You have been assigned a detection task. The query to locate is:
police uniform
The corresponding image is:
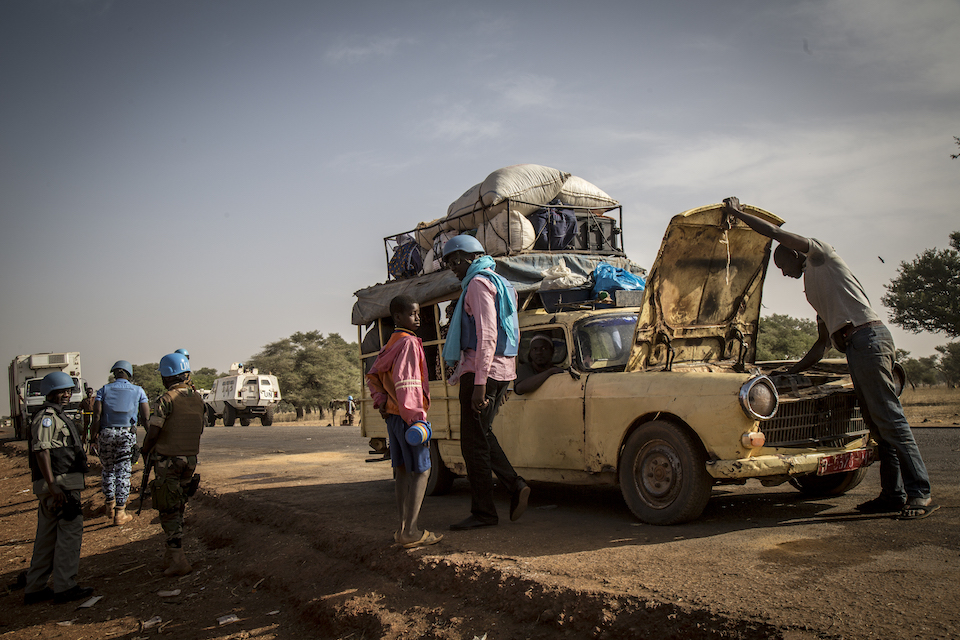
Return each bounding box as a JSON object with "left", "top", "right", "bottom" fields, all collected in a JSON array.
[
  {"left": 25, "top": 402, "right": 88, "bottom": 597},
  {"left": 148, "top": 383, "right": 204, "bottom": 548},
  {"left": 96, "top": 378, "right": 148, "bottom": 509}
]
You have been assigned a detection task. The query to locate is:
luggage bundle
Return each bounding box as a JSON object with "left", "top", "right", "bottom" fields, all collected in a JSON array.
[{"left": 385, "top": 164, "right": 624, "bottom": 281}]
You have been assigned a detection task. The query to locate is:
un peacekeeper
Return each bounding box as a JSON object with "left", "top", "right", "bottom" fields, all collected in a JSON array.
[
  {"left": 24, "top": 372, "right": 94, "bottom": 605},
  {"left": 140, "top": 352, "right": 204, "bottom": 576},
  {"left": 91, "top": 360, "right": 149, "bottom": 526}
]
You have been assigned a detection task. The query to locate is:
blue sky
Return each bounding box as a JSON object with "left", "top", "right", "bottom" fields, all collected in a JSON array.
[{"left": 2, "top": 0, "right": 958, "bottom": 410}]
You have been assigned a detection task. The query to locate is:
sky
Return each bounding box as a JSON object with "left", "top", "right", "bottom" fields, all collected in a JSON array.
[{"left": 2, "top": 0, "right": 958, "bottom": 413}]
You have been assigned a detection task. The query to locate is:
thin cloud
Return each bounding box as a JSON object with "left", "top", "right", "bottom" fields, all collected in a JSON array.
[
  {"left": 324, "top": 36, "right": 416, "bottom": 64},
  {"left": 421, "top": 104, "right": 502, "bottom": 145}
]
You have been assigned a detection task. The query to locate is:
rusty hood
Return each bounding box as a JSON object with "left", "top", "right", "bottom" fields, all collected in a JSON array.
[{"left": 626, "top": 203, "right": 783, "bottom": 372}]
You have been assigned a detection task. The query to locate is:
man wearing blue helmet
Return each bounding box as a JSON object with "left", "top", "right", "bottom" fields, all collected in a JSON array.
[
  {"left": 24, "top": 372, "right": 94, "bottom": 605},
  {"left": 140, "top": 353, "right": 205, "bottom": 576},
  {"left": 441, "top": 235, "right": 530, "bottom": 530},
  {"left": 92, "top": 360, "right": 149, "bottom": 526}
]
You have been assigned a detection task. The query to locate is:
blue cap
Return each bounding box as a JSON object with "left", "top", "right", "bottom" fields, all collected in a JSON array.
[
  {"left": 442, "top": 234, "right": 484, "bottom": 258},
  {"left": 158, "top": 353, "right": 191, "bottom": 377},
  {"left": 40, "top": 371, "right": 75, "bottom": 396},
  {"left": 111, "top": 360, "right": 133, "bottom": 376}
]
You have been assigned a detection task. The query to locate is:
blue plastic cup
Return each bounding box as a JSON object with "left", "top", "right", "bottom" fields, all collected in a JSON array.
[{"left": 405, "top": 421, "right": 431, "bottom": 445}]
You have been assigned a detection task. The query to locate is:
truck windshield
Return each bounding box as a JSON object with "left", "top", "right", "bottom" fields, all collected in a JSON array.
[{"left": 575, "top": 313, "right": 638, "bottom": 372}]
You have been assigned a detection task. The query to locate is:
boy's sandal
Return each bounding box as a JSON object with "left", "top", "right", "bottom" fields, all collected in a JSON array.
[
  {"left": 898, "top": 504, "right": 940, "bottom": 520},
  {"left": 402, "top": 530, "right": 443, "bottom": 549}
]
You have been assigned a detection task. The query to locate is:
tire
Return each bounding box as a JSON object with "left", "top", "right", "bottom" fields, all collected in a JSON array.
[
  {"left": 618, "top": 420, "right": 712, "bottom": 525},
  {"left": 206, "top": 406, "right": 217, "bottom": 427},
  {"left": 239, "top": 417, "right": 251, "bottom": 427},
  {"left": 223, "top": 404, "right": 236, "bottom": 427},
  {"left": 789, "top": 467, "right": 868, "bottom": 496},
  {"left": 261, "top": 405, "right": 275, "bottom": 426},
  {"left": 425, "top": 440, "right": 455, "bottom": 496}
]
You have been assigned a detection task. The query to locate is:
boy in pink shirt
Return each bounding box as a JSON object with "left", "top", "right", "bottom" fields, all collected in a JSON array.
[{"left": 366, "top": 295, "right": 442, "bottom": 548}]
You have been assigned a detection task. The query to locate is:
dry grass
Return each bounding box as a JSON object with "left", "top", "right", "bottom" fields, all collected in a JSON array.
[{"left": 900, "top": 386, "right": 960, "bottom": 426}]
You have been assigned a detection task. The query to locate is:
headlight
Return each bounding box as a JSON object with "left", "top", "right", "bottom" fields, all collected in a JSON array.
[{"left": 739, "top": 375, "right": 778, "bottom": 420}]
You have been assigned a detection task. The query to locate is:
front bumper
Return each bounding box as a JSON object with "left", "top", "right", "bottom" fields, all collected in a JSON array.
[{"left": 706, "top": 447, "right": 873, "bottom": 479}]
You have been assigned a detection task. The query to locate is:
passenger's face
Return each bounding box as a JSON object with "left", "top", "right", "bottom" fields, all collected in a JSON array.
[
  {"left": 394, "top": 303, "right": 421, "bottom": 332},
  {"left": 529, "top": 341, "right": 554, "bottom": 369}
]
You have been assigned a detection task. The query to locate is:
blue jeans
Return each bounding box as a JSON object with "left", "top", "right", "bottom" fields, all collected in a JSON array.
[{"left": 845, "top": 324, "right": 930, "bottom": 501}]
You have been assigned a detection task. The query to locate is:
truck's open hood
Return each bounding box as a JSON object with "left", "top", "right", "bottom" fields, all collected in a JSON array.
[{"left": 626, "top": 203, "right": 782, "bottom": 372}]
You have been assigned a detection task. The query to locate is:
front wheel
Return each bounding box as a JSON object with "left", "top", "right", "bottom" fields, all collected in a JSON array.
[
  {"left": 619, "top": 420, "right": 712, "bottom": 525},
  {"left": 261, "top": 405, "right": 275, "bottom": 426},
  {"left": 789, "top": 467, "right": 868, "bottom": 496},
  {"left": 206, "top": 406, "right": 217, "bottom": 427},
  {"left": 425, "top": 440, "right": 455, "bottom": 496},
  {"left": 223, "top": 404, "right": 236, "bottom": 427}
]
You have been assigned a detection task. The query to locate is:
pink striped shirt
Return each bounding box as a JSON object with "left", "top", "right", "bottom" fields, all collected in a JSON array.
[{"left": 448, "top": 273, "right": 517, "bottom": 386}]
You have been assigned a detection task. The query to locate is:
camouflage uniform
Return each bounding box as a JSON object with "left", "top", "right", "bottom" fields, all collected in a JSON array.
[{"left": 147, "top": 383, "right": 203, "bottom": 548}]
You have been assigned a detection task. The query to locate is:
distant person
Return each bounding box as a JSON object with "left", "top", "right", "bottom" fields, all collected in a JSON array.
[
  {"left": 92, "top": 361, "right": 149, "bottom": 526},
  {"left": 441, "top": 235, "right": 529, "bottom": 530},
  {"left": 23, "top": 372, "right": 93, "bottom": 605},
  {"left": 141, "top": 353, "right": 205, "bottom": 575},
  {"left": 345, "top": 395, "right": 356, "bottom": 425},
  {"left": 366, "top": 294, "right": 441, "bottom": 548},
  {"left": 175, "top": 348, "right": 190, "bottom": 361},
  {"left": 78, "top": 387, "right": 96, "bottom": 449},
  {"left": 514, "top": 334, "right": 566, "bottom": 395},
  {"left": 722, "top": 196, "right": 936, "bottom": 520}
]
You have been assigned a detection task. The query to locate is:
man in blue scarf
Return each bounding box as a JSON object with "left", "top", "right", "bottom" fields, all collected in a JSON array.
[{"left": 441, "top": 235, "right": 530, "bottom": 530}]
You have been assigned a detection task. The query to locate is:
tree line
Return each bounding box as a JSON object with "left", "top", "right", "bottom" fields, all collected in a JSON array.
[{"left": 127, "top": 332, "right": 361, "bottom": 419}]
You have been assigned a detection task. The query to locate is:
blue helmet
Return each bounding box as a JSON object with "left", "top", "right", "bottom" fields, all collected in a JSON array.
[
  {"left": 442, "top": 234, "right": 484, "bottom": 258},
  {"left": 175, "top": 348, "right": 189, "bottom": 359},
  {"left": 40, "top": 371, "right": 75, "bottom": 396},
  {"left": 158, "top": 353, "right": 191, "bottom": 377},
  {"left": 348, "top": 395, "right": 353, "bottom": 400},
  {"left": 111, "top": 360, "right": 133, "bottom": 377}
]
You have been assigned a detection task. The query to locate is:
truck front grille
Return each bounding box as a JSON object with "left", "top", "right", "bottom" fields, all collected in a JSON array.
[{"left": 763, "top": 392, "right": 867, "bottom": 448}]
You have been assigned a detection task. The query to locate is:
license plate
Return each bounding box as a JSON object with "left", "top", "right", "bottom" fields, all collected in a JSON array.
[{"left": 817, "top": 449, "right": 869, "bottom": 476}]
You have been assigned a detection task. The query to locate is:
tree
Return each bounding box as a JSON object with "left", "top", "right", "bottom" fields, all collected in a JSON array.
[
  {"left": 131, "top": 363, "right": 165, "bottom": 401},
  {"left": 190, "top": 367, "right": 221, "bottom": 391},
  {"left": 247, "top": 331, "right": 361, "bottom": 419},
  {"left": 936, "top": 342, "right": 960, "bottom": 387},
  {"left": 952, "top": 136, "right": 960, "bottom": 160},
  {"left": 900, "top": 355, "right": 942, "bottom": 389},
  {"left": 882, "top": 232, "right": 960, "bottom": 338},
  {"left": 755, "top": 314, "right": 839, "bottom": 361}
]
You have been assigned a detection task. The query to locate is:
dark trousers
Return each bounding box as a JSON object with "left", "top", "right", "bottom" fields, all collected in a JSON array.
[{"left": 458, "top": 373, "right": 522, "bottom": 523}]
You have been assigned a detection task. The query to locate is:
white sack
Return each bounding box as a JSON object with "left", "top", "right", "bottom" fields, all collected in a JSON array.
[
  {"left": 476, "top": 210, "right": 535, "bottom": 257},
  {"left": 557, "top": 175, "right": 619, "bottom": 209},
  {"left": 539, "top": 258, "right": 588, "bottom": 290},
  {"left": 480, "top": 164, "right": 570, "bottom": 217},
  {"left": 414, "top": 216, "right": 446, "bottom": 251}
]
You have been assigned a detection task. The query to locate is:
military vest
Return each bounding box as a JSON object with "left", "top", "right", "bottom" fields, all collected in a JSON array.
[{"left": 154, "top": 386, "right": 204, "bottom": 456}]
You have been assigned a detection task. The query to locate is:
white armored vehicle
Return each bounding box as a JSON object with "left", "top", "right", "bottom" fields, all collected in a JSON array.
[{"left": 204, "top": 363, "right": 281, "bottom": 426}]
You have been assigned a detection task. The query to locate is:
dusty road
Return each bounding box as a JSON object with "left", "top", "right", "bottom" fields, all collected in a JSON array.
[{"left": 2, "top": 422, "right": 958, "bottom": 639}]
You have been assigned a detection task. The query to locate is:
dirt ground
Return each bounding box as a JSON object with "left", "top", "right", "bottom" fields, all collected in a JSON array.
[{"left": 1, "top": 389, "right": 958, "bottom": 640}]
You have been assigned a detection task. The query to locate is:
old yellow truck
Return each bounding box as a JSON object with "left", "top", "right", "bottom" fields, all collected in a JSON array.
[{"left": 353, "top": 203, "right": 890, "bottom": 525}]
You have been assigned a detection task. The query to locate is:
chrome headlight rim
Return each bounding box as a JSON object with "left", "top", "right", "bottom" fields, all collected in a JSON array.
[{"left": 739, "top": 375, "right": 779, "bottom": 421}]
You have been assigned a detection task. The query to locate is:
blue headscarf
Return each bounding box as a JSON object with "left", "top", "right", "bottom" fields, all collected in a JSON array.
[{"left": 442, "top": 255, "right": 519, "bottom": 367}]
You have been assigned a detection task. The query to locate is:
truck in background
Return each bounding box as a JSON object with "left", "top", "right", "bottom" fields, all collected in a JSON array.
[
  {"left": 204, "top": 363, "right": 282, "bottom": 427},
  {"left": 8, "top": 352, "right": 84, "bottom": 440}
]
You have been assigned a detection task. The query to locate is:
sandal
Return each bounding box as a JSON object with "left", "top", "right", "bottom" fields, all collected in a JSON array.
[
  {"left": 401, "top": 530, "right": 443, "bottom": 549},
  {"left": 898, "top": 503, "right": 940, "bottom": 520}
]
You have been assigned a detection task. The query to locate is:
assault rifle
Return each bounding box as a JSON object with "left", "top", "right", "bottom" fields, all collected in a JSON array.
[{"left": 137, "top": 449, "right": 153, "bottom": 515}]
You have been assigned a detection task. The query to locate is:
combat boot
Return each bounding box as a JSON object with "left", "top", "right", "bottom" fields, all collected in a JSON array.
[
  {"left": 104, "top": 500, "right": 115, "bottom": 518},
  {"left": 161, "top": 545, "right": 175, "bottom": 570},
  {"left": 113, "top": 505, "right": 132, "bottom": 526},
  {"left": 163, "top": 547, "right": 193, "bottom": 576}
]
